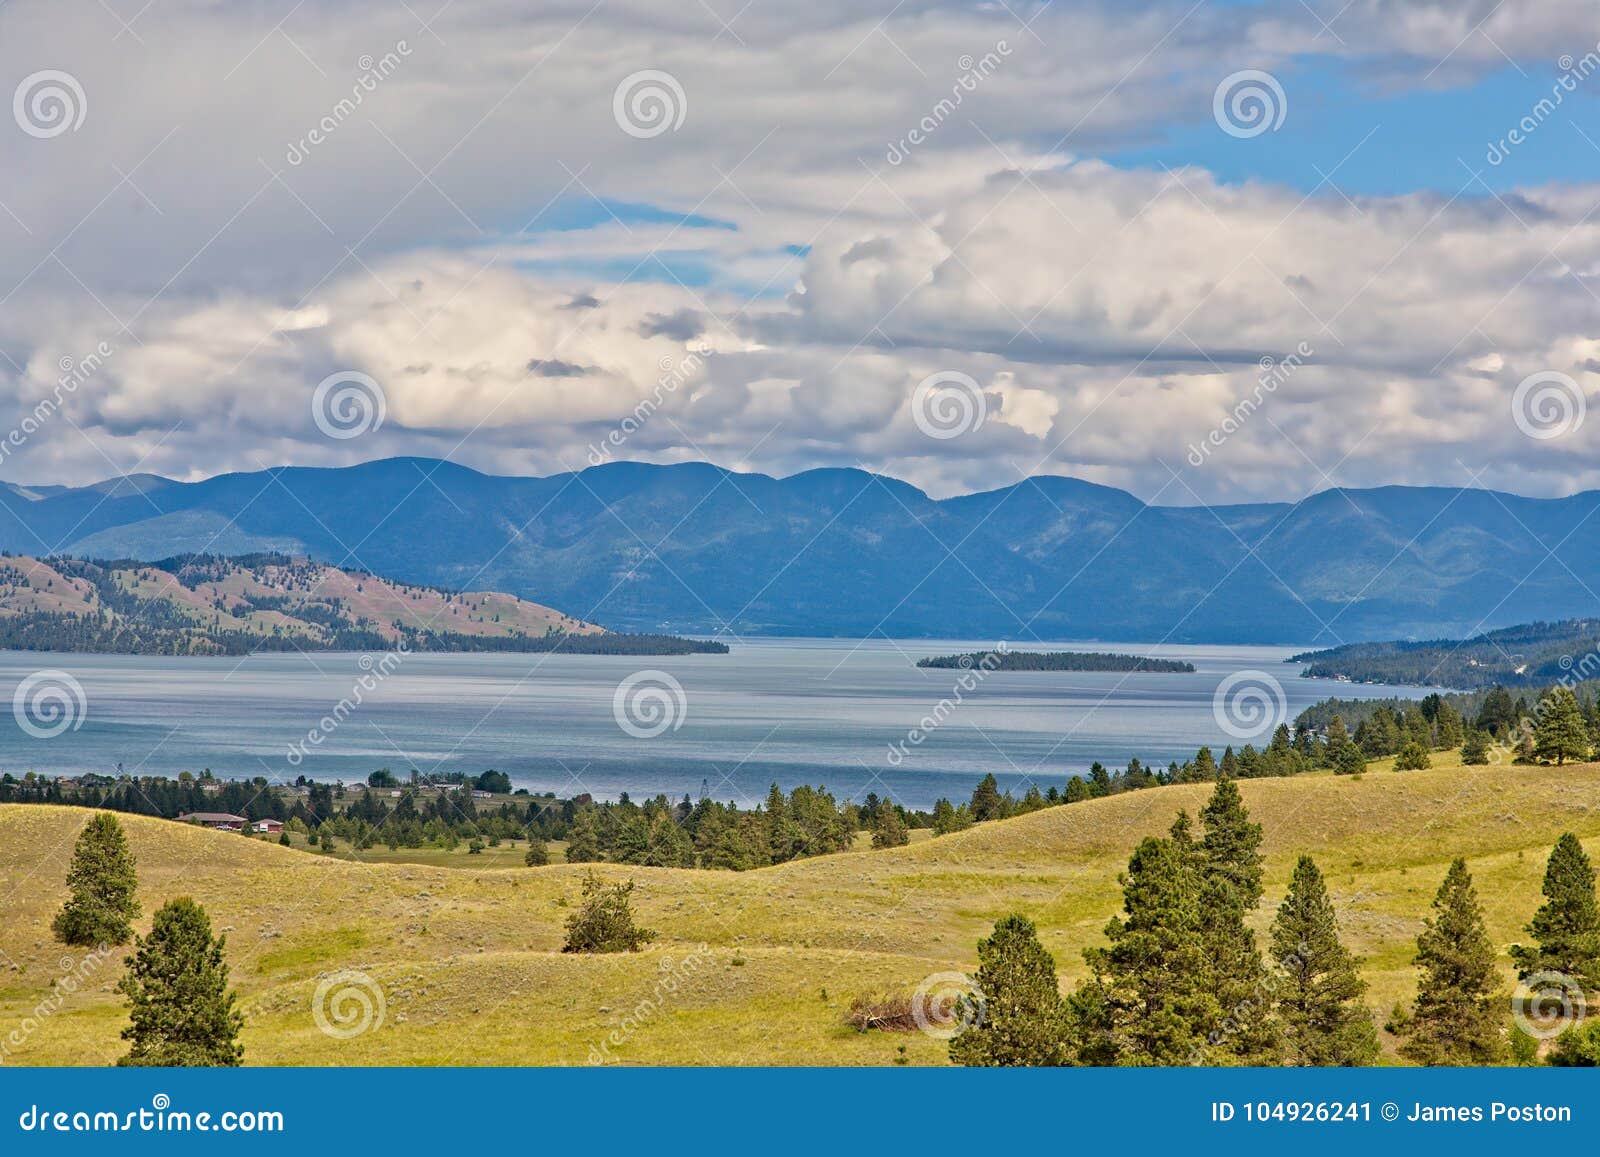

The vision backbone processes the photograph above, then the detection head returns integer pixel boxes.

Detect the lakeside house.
[178,811,248,831]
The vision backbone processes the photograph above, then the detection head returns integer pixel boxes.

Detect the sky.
[0,0,1598,505]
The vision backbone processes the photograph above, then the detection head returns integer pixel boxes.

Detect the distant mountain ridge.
[2,458,1597,643]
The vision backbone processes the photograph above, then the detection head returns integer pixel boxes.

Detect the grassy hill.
[0,553,602,654]
[3,757,1598,1066]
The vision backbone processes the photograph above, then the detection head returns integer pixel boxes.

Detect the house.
[178,812,248,831]
[252,819,284,834]
[472,790,493,799]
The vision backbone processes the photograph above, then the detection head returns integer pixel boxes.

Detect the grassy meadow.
[2,755,1597,1066]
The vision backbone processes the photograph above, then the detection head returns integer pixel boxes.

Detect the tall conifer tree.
[1271,856,1378,1065]
[1401,859,1507,1065]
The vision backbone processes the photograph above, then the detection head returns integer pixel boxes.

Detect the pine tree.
[1326,715,1349,749]
[563,808,601,863]
[117,898,243,1067]
[969,773,1002,819]
[1082,833,1219,1064]
[1394,739,1431,770]
[1460,728,1491,766]
[1271,856,1378,1065]
[562,872,655,953]
[950,913,1072,1066]
[523,838,550,866]
[1063,776,1091,804]
[1509,833,1600,995]
[1196,778,1278,1061]
[1191,747,1218,783]
[1334,742,1367,776]
[872,803,909,848]
[1401,859,1507,1065]
[1535,687,1591,765]
[53,812,140,948]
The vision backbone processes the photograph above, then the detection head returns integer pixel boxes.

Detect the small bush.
[562,872,654,953]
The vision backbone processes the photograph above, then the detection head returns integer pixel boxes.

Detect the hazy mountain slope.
[2,458,1597,641]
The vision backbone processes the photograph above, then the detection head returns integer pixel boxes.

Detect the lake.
[0,640,1433,809]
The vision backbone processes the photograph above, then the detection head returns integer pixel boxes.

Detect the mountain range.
[2,457,1597,644]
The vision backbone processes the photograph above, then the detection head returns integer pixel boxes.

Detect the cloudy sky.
[1,0,1597,503]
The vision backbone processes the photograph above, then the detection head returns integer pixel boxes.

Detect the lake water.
[0,640,1433,810]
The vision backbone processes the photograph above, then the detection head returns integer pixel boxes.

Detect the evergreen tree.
[1325,715,1349,749]
[562,872,655,953]
[950,913,1072,1066]
[969,773,1002,820]
[931,798,959,834]
[1087,763,1113,798]
[53,812,140,948]
[872,803,909,848]
[1460,729,1491,766]
[117,897,243,1067]
[1394,739,1431,771]
[1063,776,1091,804]
[1270,856,1378,1065]
[1334,743,1367,776]
[1535,687,1591,765]
[563,809,601,863]
[1191,747,1218,783]
[1082,833,1219,1064]
[523,838,550,866]
[1196,778,1278,1061]
[1509,833,1600,996]
[1401,859,1507,1065]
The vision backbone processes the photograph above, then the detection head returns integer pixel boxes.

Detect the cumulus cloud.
[0,0,1595,503]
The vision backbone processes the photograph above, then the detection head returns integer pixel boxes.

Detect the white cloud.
[0,0,1596,503]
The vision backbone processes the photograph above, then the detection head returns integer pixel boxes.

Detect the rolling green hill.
[3,758,1596,1065]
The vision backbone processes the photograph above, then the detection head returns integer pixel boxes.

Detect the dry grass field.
[2,756,1596,1066]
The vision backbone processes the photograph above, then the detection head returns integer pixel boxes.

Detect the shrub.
[562,871,654,953]
[524,839,550,866]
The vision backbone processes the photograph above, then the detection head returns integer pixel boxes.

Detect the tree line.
[944,778,1600,1066]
